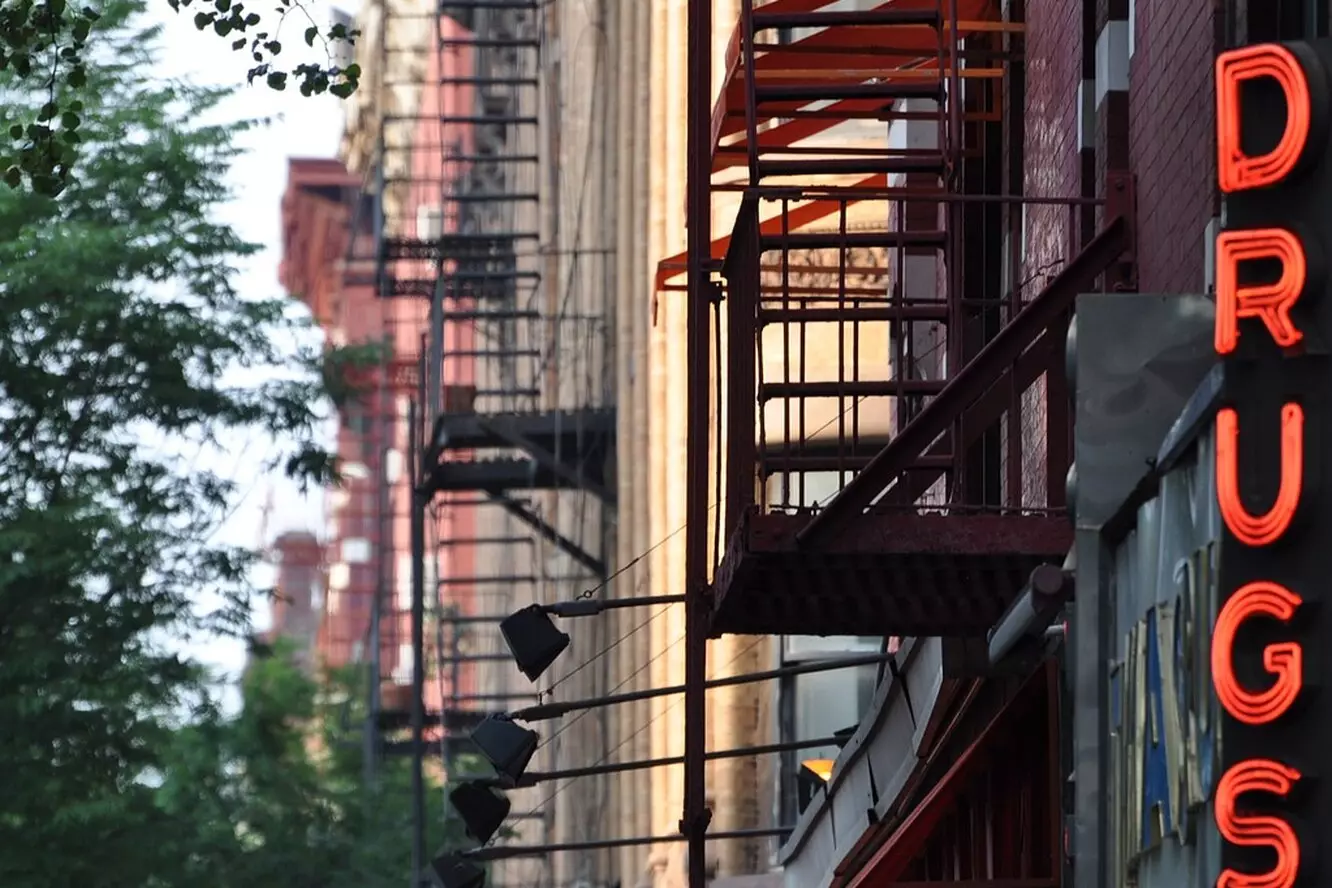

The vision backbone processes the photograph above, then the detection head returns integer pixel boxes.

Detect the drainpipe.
[987,552,1076,667]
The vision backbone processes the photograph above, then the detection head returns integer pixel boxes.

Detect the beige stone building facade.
[326,1,890,886]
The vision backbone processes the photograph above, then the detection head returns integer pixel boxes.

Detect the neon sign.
[1212,38,1332,888]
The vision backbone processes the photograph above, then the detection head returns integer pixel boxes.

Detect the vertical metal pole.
[447,611,461,776]
[365,440,388,788]
[428,279,445,425]
[367,104,390,793]
[409,400,428,887]
[684,0,712,885]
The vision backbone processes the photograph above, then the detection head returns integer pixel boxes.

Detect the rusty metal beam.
[880,328,1060,507]
[760,379,946,399]
[684,0,713,883]
[797,214,1128,548]
[723,200,760,539]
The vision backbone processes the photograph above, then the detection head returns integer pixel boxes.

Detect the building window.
[777,635,884,824]
[396,553,412,612]
[765,469,845,512]
[392,642,412,686]
[343,403,373,441]
[395,552,438,612]
[343,537,372,565]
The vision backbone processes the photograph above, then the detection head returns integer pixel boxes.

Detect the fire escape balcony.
[426,403,615,502]
[676,0,1135,639]
[423,395,615,577]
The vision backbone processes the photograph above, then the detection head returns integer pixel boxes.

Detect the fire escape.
[365,0,614,879]
[678,0,1134,637]
[667,0,1134,882]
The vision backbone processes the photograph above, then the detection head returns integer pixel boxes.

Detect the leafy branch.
[0,0,361,194]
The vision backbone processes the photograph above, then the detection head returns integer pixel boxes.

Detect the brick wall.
[1128,0,1217,293]
[1019,0,1083,509]
[1023,0,1082,288]
[1025,0,1216,293]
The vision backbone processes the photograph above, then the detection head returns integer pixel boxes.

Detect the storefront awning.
[834,667,1045,888]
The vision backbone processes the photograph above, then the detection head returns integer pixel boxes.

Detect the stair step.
[758,380,945,400]
[377,280,527,299]
[433,115,539,126]
[757,155,945,178]
[439,37,541,49]
[760,230,947,251]
[755,82,941,104]
[444,191,540,202]
[439,0,539,9]
[752,8,941,30]
[761,453,952,473]
[440,309,542,321]
[758,305,947,324]
[380,272,540,286]
[441,153,540,163]
[439,77,539,87]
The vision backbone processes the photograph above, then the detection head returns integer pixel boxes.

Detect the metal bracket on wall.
[483,489,607,578]
[476,414,616,504]
[1104,171,1138,292]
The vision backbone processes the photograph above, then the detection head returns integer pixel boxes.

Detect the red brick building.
[264,531,324,675]
[277,21,488,721]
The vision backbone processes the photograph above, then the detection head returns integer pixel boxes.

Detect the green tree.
[0,1,371,883]
[153,642,468,888]
[0,0,358,194]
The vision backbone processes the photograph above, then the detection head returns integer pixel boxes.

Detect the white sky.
[147,1,360,706]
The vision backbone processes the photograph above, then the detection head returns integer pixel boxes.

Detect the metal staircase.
[359,0,616,882]
[666,0,1133,637]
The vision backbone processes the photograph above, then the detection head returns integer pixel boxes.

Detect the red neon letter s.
[1215,229,1307,355]
[1215,404,1304,547]
[1215,760,1302,888]
[1211,581,1304,725]
[1217,44,1313,193]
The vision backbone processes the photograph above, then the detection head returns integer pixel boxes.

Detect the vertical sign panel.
[1213,39,1332,888]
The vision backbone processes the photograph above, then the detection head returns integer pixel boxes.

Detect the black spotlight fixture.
[470,713,539,784]
[449,781,511,844]
[429,852,485,888]
[500,604,570,682]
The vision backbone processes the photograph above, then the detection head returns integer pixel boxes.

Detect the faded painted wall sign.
[1111,542,1219,881]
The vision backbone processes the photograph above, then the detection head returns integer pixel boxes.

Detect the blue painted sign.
[1111,542,1219,878]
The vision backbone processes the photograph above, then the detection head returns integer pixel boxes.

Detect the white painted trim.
[779,638,950,888]
[392,643,412,685]
[1077,79,1097,151]
[396,552,412,611]
[1128,0,1137,59]
[343,536,372,564]
[1095,20,1131,105]
[328,561,350,592]
[1203,217,1222,293]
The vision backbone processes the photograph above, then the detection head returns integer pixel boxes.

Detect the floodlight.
[450,782,511,845]
[428,852,485,888]
[470,713,539,783]
[500,604,571,683]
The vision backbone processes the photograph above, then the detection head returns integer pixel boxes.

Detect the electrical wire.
[532,18,608,383]
[538,622,687,752]
[508,635,770,849]
[535,376,898,696]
